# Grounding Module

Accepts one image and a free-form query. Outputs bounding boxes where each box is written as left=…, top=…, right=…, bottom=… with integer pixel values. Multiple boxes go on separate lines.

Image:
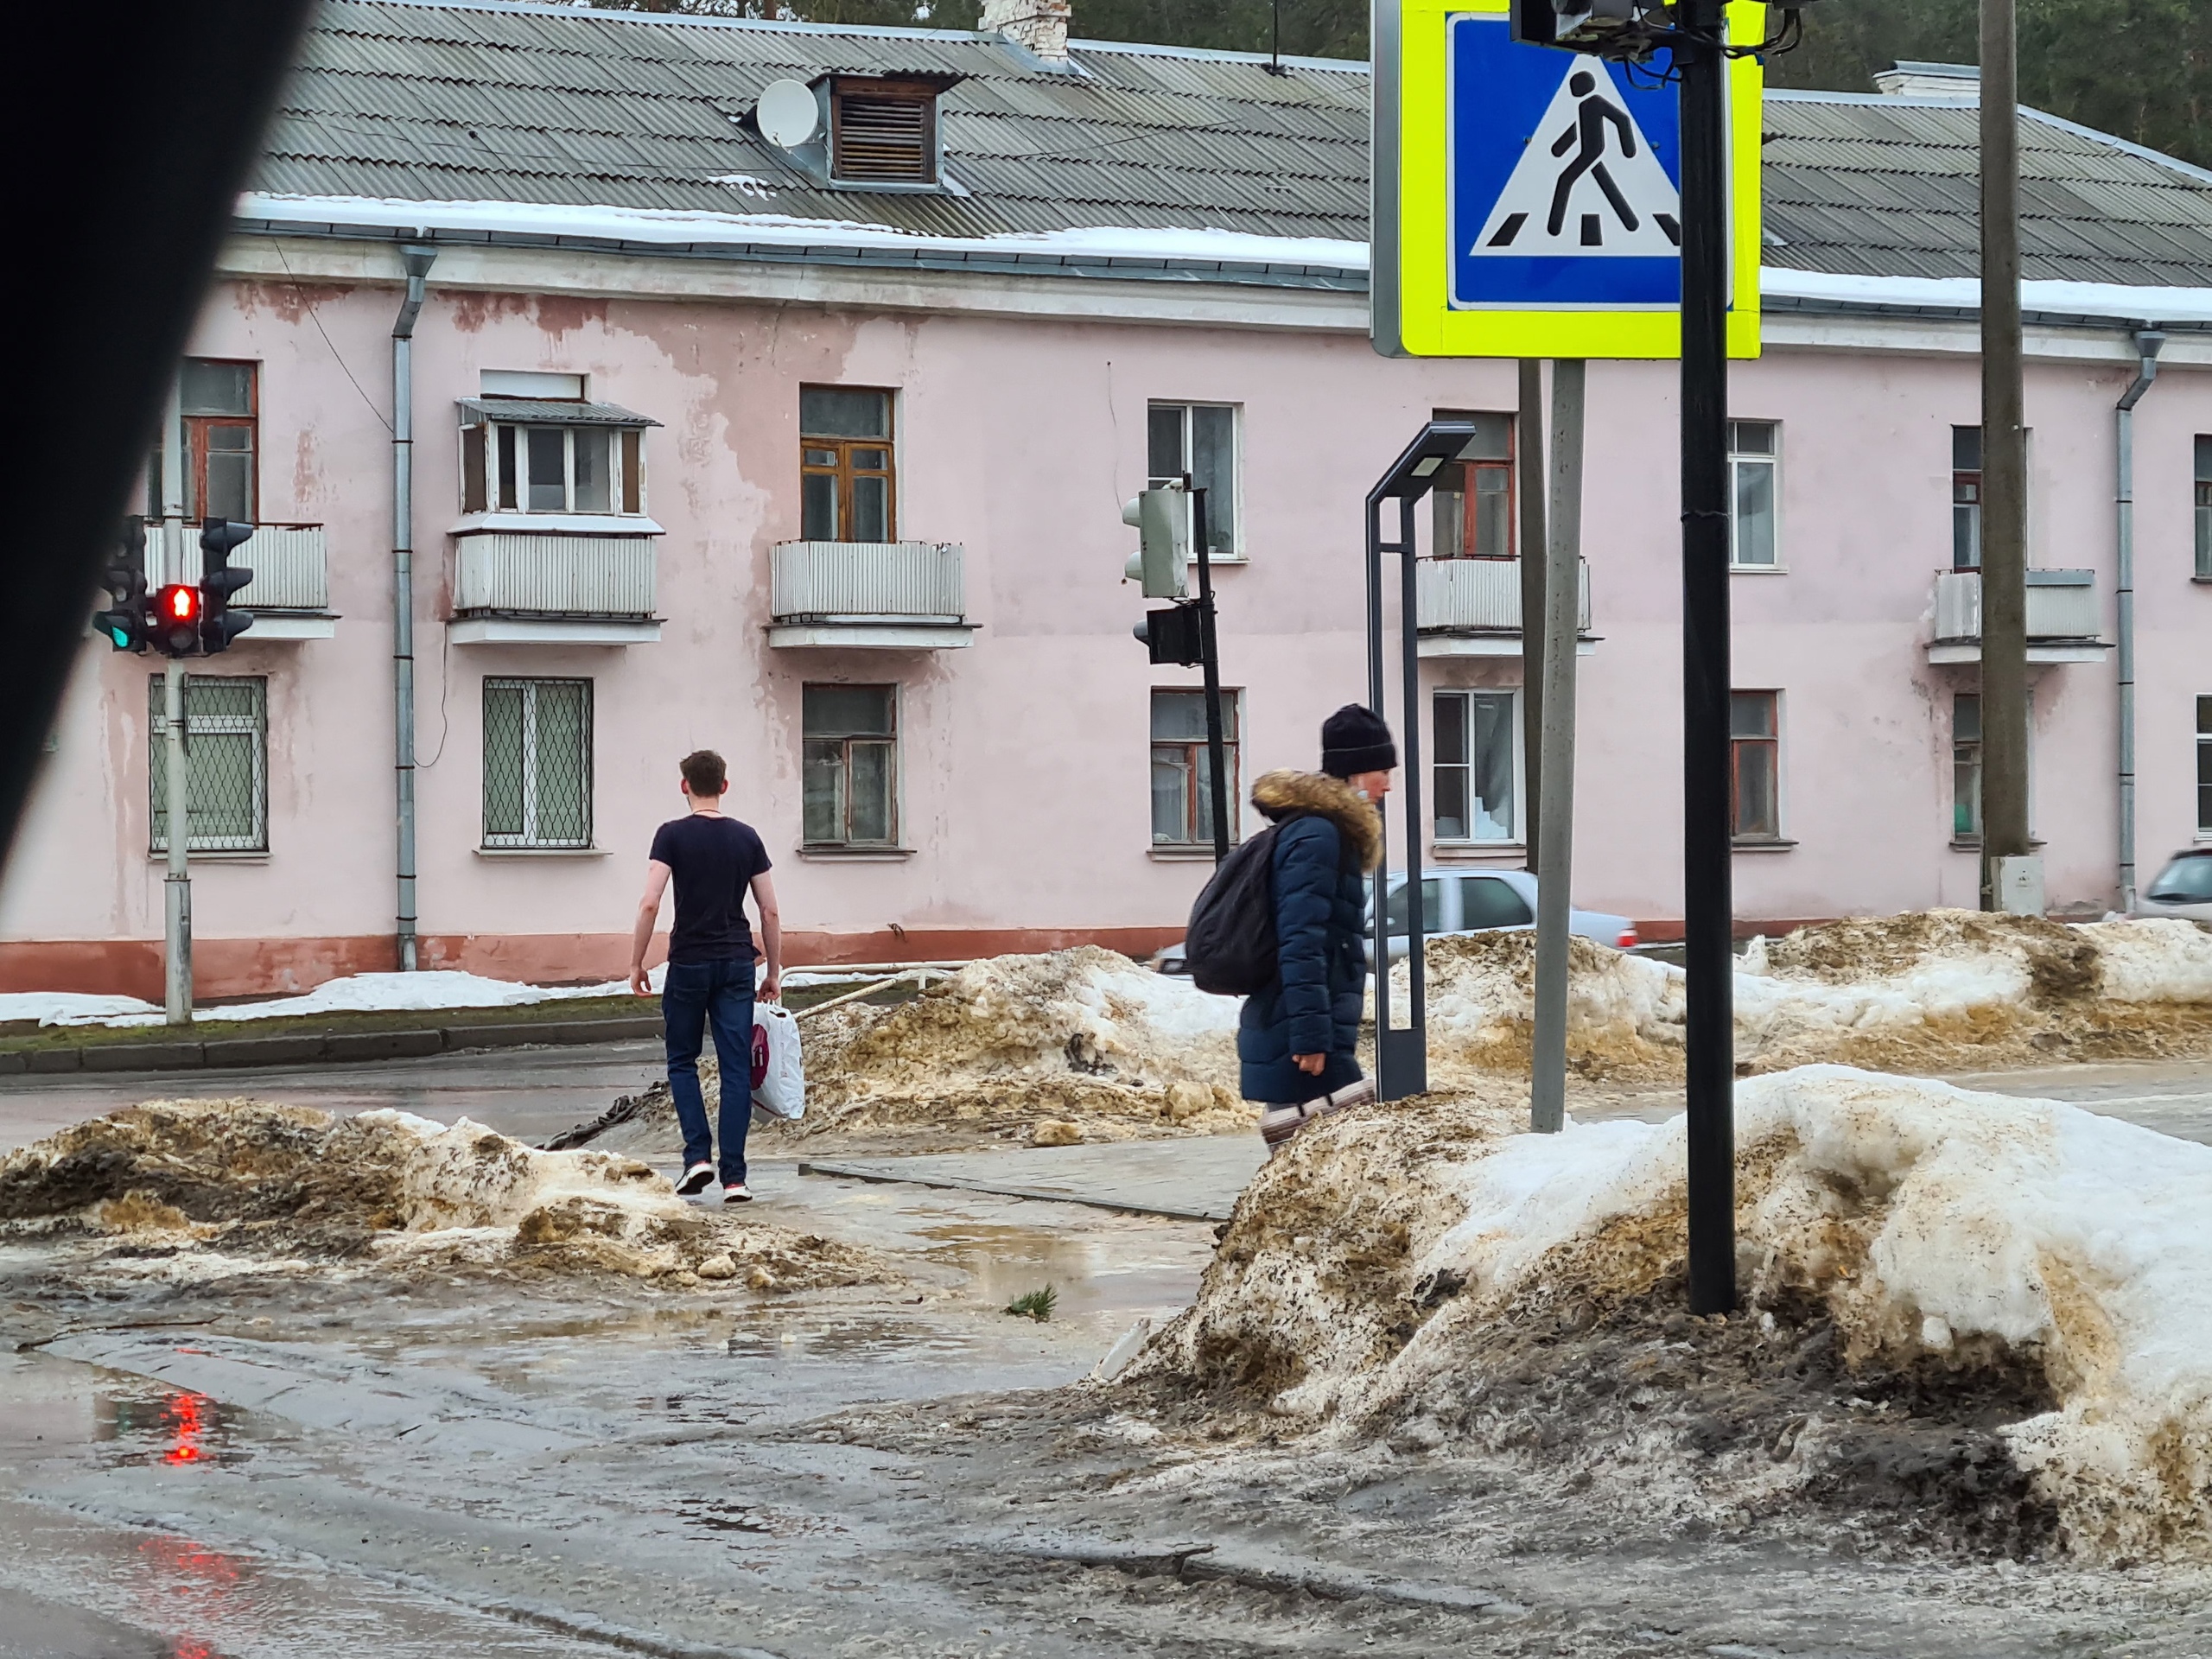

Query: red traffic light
left=156, top=583, right=202, bottom=625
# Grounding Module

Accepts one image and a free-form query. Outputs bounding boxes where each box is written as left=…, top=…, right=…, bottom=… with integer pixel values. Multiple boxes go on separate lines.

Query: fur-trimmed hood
left=1250, top=769, right=1383, bottom=872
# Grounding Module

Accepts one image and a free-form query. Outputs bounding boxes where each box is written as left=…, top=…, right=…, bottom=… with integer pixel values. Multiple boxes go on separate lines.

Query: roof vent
left=1872, top=61, right=1980, bottom=100
left=830, top=78, right=940, bottom=185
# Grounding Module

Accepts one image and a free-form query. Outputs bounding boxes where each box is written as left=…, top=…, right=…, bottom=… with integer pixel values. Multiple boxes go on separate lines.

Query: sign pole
left=162, top=658, right=193, bottom=1027
left=1678, top=0, right=1737, bottom=1314
left=1529, top=358, right=1585, bottom=1135
left=1517, top=358, right=1548, bottom=873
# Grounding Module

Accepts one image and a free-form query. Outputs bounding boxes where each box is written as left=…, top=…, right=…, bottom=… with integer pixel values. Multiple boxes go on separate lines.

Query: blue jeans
left=662, top=957, right=754, bottom=1185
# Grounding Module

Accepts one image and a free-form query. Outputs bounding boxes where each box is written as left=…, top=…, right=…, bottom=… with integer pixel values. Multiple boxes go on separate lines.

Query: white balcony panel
left=769, top=541, right=972, bottom=648
left=1928, top=569, right=2107, bottom=664
left=454, top=534, right=658, bottom=619
left=1415, top=557, right=1591, bottom=634
left=181, top=524, right=328, bottom=613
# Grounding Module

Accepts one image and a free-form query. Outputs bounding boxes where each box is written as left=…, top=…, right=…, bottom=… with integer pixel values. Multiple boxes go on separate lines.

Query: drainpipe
left=2115, top=327, right=2164, bottom=916
left=392, top=244, right=436, bottom=971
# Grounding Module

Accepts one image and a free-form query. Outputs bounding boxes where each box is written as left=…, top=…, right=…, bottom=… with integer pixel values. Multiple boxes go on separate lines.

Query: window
left=2199, top=696, right=2211, bottom=834
left=830, top=78, right=939, bottom=185
left=482, top=678, right=593, bottom=849
left=1459, top=874, right=1533, bottom=930
left=1382, top=876, right=1446, bottom=937
left=1430, top=411, right=1515, bottom=559
left=1433, top=689, right=1516, bottom=842
left=1730, top=690, right=1780, bottom=840
left=146, top=359, right=257, bottom=524
left=1729, top=420, right=1779, bottom=568
left=2196, top=437, right=2210, bottom=580
left=148, top=676, right=267, bottom=854
left=1147, top=403, right=1237, bottom=558
left=804, top=684, right=898, bottom=847
left=1150, top=690, right=1240, bottom=848
left=465, top=422, right=641, bottom=517
left=1954, top=692, right=1983, bottom=841
left=800, top=388, right=895, bottom=543
left=1953, top=425, right=1981, bottom=570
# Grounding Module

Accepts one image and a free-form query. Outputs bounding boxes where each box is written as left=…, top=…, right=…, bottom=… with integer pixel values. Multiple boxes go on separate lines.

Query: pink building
left=4, top=4, right=2209, bottom=999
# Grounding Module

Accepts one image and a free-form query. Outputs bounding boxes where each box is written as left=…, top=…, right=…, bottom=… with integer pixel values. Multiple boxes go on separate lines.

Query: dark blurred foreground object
left=9, top=3, right=315, bottom=875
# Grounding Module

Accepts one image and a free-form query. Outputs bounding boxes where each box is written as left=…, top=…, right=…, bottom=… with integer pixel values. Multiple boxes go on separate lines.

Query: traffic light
left=197, top=518, right=256, bottom=654
left=1121, top=485, right=1189, bottom=600
left=1510, top=0, right=1661, bottom=55
left=94, top=517, right=151, bottom=652
left=1133, top=605, right=1205, bottom=667
left=152, top=582, right=204, bottom=657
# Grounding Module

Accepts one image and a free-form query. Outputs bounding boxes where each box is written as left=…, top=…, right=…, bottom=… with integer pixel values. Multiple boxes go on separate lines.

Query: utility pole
left=1529, top=359, right=1585, bottom=1135
left=1979, top=0, right=2031, bottom=911
left=1678, top=0, right=1737, bottom=1315
left=1518, top=358, right=1548, bottom=870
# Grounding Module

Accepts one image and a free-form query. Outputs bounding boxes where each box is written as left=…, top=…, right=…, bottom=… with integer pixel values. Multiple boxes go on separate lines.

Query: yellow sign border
left=1375, top=0, right=1764, bottom=359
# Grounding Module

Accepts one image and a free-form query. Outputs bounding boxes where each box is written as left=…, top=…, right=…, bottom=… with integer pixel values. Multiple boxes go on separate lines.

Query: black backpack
left=1181, top=823, right=1286, bottom=996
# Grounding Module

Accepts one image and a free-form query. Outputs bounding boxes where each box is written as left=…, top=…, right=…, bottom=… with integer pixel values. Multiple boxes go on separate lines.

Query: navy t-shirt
left=648, top=814, right=772, bottom=966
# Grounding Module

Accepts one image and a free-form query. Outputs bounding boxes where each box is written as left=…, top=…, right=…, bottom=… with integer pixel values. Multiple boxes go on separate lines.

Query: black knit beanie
left=1320, top=703, right=1396, bottom=779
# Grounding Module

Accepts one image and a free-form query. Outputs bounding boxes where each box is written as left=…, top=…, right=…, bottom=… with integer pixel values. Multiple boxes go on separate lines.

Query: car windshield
left=2145, top=855, right=2212, bottom=903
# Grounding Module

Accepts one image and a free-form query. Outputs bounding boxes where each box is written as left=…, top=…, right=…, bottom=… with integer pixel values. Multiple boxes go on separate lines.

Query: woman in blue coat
left=1238, top=706, right=1394, bottom=1142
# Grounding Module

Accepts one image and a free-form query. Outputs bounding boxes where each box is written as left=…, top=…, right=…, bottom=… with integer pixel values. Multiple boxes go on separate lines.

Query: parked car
left=2135, top=849, right=2212, bottom=922
left=1153, top=868, right=1637, bottom=975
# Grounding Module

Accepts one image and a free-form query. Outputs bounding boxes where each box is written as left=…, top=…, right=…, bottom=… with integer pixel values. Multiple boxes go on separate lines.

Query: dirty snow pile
left=1135, top=1065, right=2212, bottom=1560
left=0, top=1099, right=876, bottom=1289
left=1394, top=912, right=2212, bottom=1081
left=751, top=948, right=1248, bottom=1141
left=2, top=968, right=664, bottom=1030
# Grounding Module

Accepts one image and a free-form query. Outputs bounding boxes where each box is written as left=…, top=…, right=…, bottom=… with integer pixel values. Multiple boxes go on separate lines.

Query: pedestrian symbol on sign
left=1472, top=62, right=1682, bottom=257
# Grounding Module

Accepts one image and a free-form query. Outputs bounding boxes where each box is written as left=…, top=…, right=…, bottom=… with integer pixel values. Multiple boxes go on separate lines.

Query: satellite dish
left=755, top=79, right=820, bottom=149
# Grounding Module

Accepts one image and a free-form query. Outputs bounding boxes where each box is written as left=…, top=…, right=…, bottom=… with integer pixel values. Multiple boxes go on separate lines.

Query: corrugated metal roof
left=457, top=397, right=658, bottom=425
left=255, top=1, right=2212, bottom=289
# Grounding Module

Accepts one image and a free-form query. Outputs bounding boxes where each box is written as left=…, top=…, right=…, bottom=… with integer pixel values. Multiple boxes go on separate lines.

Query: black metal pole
left=1192, top=482, right=1230, bottom=865
left=1366, top=495, right=1393, bottom=1082
left=1679, top=7, right=1737, bottom=1315
left=1397, top=494, right=1428, bottom=1097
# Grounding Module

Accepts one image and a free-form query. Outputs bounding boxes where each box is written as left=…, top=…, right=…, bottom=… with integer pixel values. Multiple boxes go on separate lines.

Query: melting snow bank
left=1133, top=1066, right=2212, bottom=1560
left=10, top=968, right=667, bottom=1029
left=1395, top=912, right=2212, bottom=1079
left=0, top=1099, right=879, bottom=1289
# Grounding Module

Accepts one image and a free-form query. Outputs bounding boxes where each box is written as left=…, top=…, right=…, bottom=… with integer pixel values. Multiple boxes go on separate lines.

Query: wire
left=267, top=238, right=393, bottom=435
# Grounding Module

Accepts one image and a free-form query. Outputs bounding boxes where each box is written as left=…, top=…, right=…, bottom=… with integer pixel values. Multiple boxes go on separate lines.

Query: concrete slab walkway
left=799, top=1135, right=1268, bottom=1222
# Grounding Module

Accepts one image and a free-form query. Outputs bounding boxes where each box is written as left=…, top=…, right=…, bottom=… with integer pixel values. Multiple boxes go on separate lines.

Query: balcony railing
left=1929, top=569, right=2107, bottom=662
left=1416, top=556, right=1590, bottom=641
left=175, top=522, right=327, bottom=613
left=454, top=534, right=658, bottom=618
left=768, top=541, right=973, bottom=647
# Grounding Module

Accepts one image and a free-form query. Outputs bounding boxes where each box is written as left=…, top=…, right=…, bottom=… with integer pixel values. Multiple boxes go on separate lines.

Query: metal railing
left=1931, top=569, right=2101, bottom=642
left=771, top=540, right=966, bottom=621
left=172, top=523, right=328, bottom=613
left=1415, top=556, right=1591, bottom=634
left=454, top=534, right=658, bottom=618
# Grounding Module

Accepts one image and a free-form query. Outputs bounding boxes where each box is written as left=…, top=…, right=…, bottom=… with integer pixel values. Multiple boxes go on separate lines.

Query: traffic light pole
left=1679, top=1, right=1736, bottom=1314
left=1190, top=483, right=1230, bottom=865
left=162, top=658, right=192, bottom=1027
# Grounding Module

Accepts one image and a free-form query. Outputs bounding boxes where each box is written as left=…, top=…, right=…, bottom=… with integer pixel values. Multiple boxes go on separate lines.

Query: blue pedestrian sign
left=1371, top=0, right=1764, bottom=360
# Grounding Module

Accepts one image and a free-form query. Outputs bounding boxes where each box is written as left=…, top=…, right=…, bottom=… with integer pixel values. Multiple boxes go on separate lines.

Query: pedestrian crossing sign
left=1372, top=0, right=1764, bottom=359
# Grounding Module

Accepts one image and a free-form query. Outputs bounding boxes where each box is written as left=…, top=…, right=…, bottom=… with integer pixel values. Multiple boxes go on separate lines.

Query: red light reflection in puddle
left=160, top=1390, right=214, bottom=1465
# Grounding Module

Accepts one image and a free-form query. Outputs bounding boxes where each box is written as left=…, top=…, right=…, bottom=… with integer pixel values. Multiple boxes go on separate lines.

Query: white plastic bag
left=749, top=1002, right=805, bottom=1122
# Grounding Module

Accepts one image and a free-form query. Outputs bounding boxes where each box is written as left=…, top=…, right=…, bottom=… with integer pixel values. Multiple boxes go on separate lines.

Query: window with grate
left=804, top=684, right=898, bottom=847
left=1729, top=419, right=1780, bottom=568
left=800, top=388, right=895, bottom=542
left=1429, top=410, right=1513, bottom=559
left=483, top=678, right=594, bottom=849
left=1433, top=689, right=1516, bottom=842
left=1150, top=689, right=1240, bottom=847
left=1147, top=403, right=1239, bottom=558
left=2196, top=436, right=2210, bottom=580
left=831, top=79, right=937, bottom=184
left=145, top=359, right=257, bottom=524
left=148, top=675, right=267, bottom=854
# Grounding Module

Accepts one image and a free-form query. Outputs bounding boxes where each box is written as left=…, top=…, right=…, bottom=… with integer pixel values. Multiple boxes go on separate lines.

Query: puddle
left=915, top=1221, right=1204, bottom=1318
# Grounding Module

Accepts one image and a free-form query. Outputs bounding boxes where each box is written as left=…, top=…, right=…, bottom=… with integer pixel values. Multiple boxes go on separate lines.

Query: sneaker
left=722, top=1182, right=753, bottom=1205
left=675, top=1162, right=715, bottom=1197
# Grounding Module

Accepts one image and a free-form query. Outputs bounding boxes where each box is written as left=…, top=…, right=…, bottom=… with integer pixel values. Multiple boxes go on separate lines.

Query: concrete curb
left=0, top=1014, right=664, bottom=1078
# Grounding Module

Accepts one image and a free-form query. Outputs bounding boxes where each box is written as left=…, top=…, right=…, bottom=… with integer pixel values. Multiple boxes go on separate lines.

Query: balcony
left=767, top=541, right=975, bottom=649
left=1415, top=556, right=1593, bottom=658
left=171, top=522, right=332, bottom=640
left=450, top=533, right=661, bottom=645
left=1927, top=569, right=2108, bottom=664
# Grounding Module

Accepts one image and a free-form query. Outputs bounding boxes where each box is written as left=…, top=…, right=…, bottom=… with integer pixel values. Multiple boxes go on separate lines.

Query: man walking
left=1243, top=705, right=1393, bottom=1155
left=629, top=749, right=781, bottom=1202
